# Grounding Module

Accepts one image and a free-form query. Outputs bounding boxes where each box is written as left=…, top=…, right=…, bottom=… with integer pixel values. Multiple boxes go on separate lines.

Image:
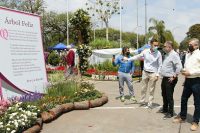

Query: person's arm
left=127, top=52, right=144, bottom=61
left=156, top=52, right=162, bottom=76
left=173, top=54, right=183, bottom=77
left=130, top=61, right=135, bottom=74
left=112, top=56, right=120, bottom=66
left=122, top=51, right=145, bottom=61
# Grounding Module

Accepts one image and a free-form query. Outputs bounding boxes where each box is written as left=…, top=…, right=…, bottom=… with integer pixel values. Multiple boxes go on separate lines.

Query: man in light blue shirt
left=159, top=41, right=182, bottom=119
left=123, top=39, right=162, bottom=108
left=112, top=47, right=136, bottom=102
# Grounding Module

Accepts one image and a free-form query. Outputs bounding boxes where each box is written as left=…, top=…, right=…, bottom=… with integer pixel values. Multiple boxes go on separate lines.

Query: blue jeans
left=118, top=72, right=134, bottom=97
left=180, top=77, right=200, bottom=123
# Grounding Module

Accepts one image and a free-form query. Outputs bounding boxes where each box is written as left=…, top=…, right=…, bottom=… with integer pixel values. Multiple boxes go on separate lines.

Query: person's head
left=163, top=41, right=173, bottom=53
left=150, top=38, right=159, bottom=52
left=188, top=38, right=199, bottom=53
left=122, top=47, right=130, bottom=56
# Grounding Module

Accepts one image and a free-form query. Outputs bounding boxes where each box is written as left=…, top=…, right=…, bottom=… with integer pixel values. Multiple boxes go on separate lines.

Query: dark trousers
left=161, top=77, right=178, bottom=115
left=180, top=78, right=200, bottom=123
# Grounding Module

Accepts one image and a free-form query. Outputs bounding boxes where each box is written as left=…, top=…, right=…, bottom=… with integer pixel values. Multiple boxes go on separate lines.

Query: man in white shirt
left=173, top=38, right=200, bottom=131
left=123, top=39, right=162, bottom=109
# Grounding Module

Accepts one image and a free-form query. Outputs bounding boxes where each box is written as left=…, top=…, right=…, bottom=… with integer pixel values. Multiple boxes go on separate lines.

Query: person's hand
left=181, top=70, right=191, bottom=77
left=168, top=76, right=176, bottom=83
left=112, top=57, right=115, bottom=62
left=122, top=57, right=128, bottom=61
left=155, top=76, right=159, bottom=81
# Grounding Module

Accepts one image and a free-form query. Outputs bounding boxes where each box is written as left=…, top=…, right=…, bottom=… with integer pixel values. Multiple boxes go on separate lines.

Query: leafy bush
left=46, top=81, right=78, bottom=97
left=89, top=38, right=120, bottom=49
left=73, top=82, right=102, bottom=102
left=48, top=51, right=60, bottom=66
left=77, top=44, right=92, bottom=74
left=48, top=71, right=65, bottom=84
left=91, top=60, right=118, bottom=72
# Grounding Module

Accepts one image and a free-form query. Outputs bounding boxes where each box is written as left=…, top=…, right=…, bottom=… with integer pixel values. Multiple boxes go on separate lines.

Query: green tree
left=42, top=11, right=73, bottom=50
left=179, top=37, right=189, bottom=51
left=70, top=9, right=91, bottom=44
left=163, top=30, right=178, bottom=49
left=148, top=18, right=166, bottom=44
left=187, top=24, right=200, bottom=41
left=0, top=0, right=45, bottom=14
left=70, top=9, right=92, bottom=75
left=86, top=0, right=120, bottom=41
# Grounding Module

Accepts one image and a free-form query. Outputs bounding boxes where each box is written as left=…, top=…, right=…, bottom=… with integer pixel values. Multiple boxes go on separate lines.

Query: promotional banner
left=0, top=7, right=47, bottom=98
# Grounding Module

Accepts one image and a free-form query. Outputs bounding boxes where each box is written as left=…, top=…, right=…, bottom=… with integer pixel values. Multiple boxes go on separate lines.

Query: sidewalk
left=41, top=75, right=198, bottom=133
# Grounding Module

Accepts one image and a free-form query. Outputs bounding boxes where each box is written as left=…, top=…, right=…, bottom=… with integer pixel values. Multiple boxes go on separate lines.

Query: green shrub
left=48, top=51, right=60, bottom=66
left=89, top=38, right=120, bottom=49
left=91, top=59, right=118, bottom=72
left=46, top=81, right=78, bottom=97
left=73, top=82, right=102, bottom=102
left=48, top=71, right=65, bottom=84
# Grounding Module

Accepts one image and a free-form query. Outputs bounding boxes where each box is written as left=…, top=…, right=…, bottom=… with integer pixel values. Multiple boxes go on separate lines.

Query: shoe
left=130, top=96, right=137, bottom=103
left=157, top=108, right=168, bottom=114
left=147, top=105, right=153, bottom=109
left=139, top=102, right=146, bottom=107
left=120, top=96, right=125, bottom=102
left=163, top=113, right=173, bottom=120
left=190, top=122, right=199, bottom=131
left=173, top=116, right=185, bottom=123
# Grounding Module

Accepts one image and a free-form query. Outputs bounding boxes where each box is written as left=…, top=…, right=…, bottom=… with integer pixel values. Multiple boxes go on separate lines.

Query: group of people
left=112, top=38, right=200, bottom=131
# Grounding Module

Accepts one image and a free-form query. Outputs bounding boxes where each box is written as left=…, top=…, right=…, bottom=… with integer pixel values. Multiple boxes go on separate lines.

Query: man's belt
left=144, top=70, right=154, bottom=73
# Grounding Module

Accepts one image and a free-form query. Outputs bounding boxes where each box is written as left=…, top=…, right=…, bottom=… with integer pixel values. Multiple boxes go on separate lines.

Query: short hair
left=165, top=41, right=174, bottom=48
left=150, top=38, right=158, bottom=44
left=189, top=38, right=199, bottom=46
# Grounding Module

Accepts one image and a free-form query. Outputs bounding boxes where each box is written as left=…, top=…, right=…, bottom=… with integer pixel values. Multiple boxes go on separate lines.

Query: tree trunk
left=106, top=22, right=109, bottom=41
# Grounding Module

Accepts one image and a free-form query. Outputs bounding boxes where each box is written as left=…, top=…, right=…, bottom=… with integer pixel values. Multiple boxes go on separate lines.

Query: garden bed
left=24, top=94, right=108, bottom=133
left=0, top=80, right=108, bottom=133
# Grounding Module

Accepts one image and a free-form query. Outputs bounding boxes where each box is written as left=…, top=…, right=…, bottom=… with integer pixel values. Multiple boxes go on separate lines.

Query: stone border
left=23, top=95, right=108, bottom=133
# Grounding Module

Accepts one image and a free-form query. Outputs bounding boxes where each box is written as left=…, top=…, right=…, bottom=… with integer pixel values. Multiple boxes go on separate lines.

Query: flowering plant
left=0, top=102, right=40, bottom=133
left=73, top=82, right=102, bottom=102
left=10, top=92, right=43, bottom=103
left=0, top=99, right=11, bottom=115
left=77, top=44, right=92, bottom=74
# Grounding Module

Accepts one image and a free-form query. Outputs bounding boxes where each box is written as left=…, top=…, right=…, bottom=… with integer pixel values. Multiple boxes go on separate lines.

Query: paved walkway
left=41, top=75, right=198, bottom=133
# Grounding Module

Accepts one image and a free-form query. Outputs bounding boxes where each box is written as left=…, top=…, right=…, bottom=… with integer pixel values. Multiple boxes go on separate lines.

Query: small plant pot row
left=23, top=95, right=108, bottom=133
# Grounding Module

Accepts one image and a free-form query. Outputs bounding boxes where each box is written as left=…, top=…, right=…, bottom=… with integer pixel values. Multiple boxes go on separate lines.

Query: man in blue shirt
left=112, top=47, right=136, bottom=102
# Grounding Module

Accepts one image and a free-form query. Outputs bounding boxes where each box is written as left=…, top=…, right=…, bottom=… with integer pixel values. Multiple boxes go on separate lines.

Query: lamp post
left=144, top=0, right=147, bottom=43
left=67, top=0, right=69, bottom=45
left=134, top=26, right=142, bottom=49
left=119, top=0, right=122, bottom=48
left=88, top=0, right=97, bottom=41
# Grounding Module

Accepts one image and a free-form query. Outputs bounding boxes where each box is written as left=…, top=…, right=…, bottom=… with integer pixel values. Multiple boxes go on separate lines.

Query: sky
left=44, top=0, right=200, bottom=43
